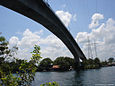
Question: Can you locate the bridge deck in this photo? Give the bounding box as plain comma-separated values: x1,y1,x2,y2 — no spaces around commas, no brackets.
0,0,86,67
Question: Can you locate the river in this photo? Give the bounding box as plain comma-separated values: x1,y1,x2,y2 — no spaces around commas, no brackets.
32,66,115,86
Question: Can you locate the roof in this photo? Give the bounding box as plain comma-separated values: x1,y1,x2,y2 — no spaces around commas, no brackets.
52,65,60,69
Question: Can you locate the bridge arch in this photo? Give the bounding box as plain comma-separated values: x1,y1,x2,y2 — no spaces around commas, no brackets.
0,0,86,68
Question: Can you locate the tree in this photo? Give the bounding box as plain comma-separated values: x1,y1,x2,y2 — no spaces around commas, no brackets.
18,45,42,86
0,35,59,86
0,44,42,86
87,58,94,64
39,58,53,71
101,60,108,67
108,57,114,63
40,81,59,86
30,45,42,64
94,57,101,68
0,35,10,76
82,58,101,69
64,57,75,68
94,58,100,65
53,57,74,71
0,57,4,63
0,36,10,58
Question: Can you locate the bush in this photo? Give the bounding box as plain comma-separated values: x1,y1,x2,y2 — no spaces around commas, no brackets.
40,82,59,86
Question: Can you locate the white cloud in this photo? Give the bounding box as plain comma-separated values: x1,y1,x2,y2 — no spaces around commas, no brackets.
9,29,41,60
76,32,88,43
19,29,40,49
9,36,19,48
76,13,115,60
56,10,72,27
55,10,77,27
9,29,73,61
40,34,73,60
34,29,43,35
89,13,104,29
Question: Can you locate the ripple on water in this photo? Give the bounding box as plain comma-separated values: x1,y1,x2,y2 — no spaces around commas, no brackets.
32,66,115,86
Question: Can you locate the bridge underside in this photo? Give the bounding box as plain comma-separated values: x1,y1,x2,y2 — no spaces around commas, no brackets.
0,0,86,69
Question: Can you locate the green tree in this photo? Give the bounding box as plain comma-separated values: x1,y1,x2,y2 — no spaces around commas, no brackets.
94,58,101,68
82,58,101,69
108,57,114,63
0,35,59,86
0,35,11,76
0,44,42,86
53,57,74,71
39,58,53,71
30,45,42,64
87,58,94,64
0,57,5,64
18,45,42,86
101,60,108,67
40,82,59,86
0,36,9,57
64,57,75,68
94,58,100,64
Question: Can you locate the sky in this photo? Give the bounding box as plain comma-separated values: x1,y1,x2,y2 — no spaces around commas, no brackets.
0,0,115,61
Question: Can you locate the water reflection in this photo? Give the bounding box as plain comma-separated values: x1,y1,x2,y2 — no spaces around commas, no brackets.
32,67,115,86
72,71,84,86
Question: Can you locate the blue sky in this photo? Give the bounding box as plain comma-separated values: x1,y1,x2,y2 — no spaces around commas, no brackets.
0,0,115,61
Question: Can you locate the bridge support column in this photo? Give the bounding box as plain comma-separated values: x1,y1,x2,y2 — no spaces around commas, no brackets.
74,57,80,70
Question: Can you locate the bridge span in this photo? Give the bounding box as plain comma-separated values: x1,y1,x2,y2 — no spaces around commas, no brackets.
0,0,86,69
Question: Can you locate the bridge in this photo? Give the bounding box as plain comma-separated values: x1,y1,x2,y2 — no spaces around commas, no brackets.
0,0,86,69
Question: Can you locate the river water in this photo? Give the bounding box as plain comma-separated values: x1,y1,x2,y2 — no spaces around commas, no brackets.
32,66,115,86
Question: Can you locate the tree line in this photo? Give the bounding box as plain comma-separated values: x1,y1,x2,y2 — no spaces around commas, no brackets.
37,56,115,71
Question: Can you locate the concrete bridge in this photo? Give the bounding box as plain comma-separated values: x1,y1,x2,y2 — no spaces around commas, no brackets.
0,0,86,69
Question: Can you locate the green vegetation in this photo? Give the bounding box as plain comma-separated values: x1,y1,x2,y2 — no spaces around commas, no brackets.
40,82,59,86
38,58,53,71
82,58,101,69
82,57,115,69
37,57,75,71
53,57,74,71
108,57,114,63
0,35,59,86
101,60,108,67
0,44,41,86
38,56,115,71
